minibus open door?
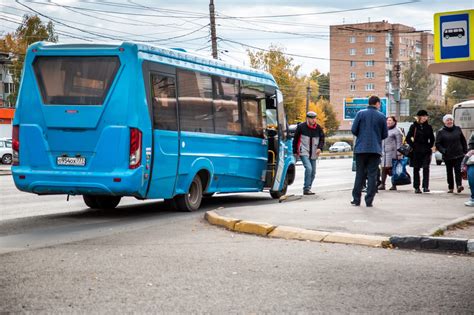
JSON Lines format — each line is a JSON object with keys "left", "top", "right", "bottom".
{"left": 269, "top": 90, "right": 288, "bottom": 197}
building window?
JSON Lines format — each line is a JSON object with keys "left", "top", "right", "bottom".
{"left": 365, "top": 72, "right": 375, "bottom": 79}
{"left": 349, "top": 48, "right": 356, "bottom": 56}
{"left": 365, "top": 47, "right": 375, "bottom": 55}
{"left": 366, "top": 35, "right": 375, "bottom": 42}
{"left": 350, "top": 61, "right": 356, "bottom": 67}
{"left": 365, "top": 83, "right": 375, "bottom": 91}
{"left": 350, "top": 72, "right": 356, "bottom": 80}
{"left": 365, "top": 60, "right": 375, "bottom": 67}
{"left": 350, "top": 84, "right": 356, "bottom": 91}
{"left": 350, "top": 36, "right": 356, "bottom": 43}
{"left": 400, "top": 49, "right": 405, "bottom": 56}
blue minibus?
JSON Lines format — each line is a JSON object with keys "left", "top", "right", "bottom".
{"left": 12, "top": 41, "right": 295, "bottom": 211}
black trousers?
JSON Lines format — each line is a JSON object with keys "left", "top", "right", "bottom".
{"left": 412, "top": 154, "right": 431, "bottom": 190}
{"left": 352, "top": 153, "right": 380, "bottom": 205}
{"left": 445, "top": 157, "right": 463, "bottom": 189}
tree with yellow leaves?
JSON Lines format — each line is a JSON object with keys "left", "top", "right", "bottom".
{"left": 298, "top": 99, "right": 327, "bottom": 132}
{"left": 248, "top": 45, "right": 318, "bottom": 124}
{"left": 1, "top": 15, "right": 57, "bottom": 106}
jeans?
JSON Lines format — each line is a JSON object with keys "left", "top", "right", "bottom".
{"left": 300, "top": 155, "right": 317, "bottom": 191}
{"left": 445, "top": 157, "right": 463, "bottom": 189}
{"left": 468, "top": 165, "right": 474, "bottom": 200}
{"left": 352, "top": 153, "right": 381, "bottom": 205}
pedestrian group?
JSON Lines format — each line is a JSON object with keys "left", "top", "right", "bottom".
{"left": 292, "top": 95, "right": 472, "bottom": 207}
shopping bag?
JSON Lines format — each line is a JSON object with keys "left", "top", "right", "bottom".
{"left": 391, "top": 157, "right": 411, "bottom": 186}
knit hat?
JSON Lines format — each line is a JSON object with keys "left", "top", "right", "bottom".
{"left": 442, "top": 114, "right": 454, "bottom": 123}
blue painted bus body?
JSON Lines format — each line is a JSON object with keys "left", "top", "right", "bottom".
{"left": 12, "top": 41, "right": 294, "bottom": 203}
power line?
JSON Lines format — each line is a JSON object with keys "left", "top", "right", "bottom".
{"left": 216, "top": 1, "right": 420, "bottom": 19}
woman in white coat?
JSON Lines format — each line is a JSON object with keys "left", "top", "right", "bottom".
{"left": 379, "top": 116, "right": 403, "bottom": 190}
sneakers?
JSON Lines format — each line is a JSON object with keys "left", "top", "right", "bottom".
{"left": 414, "top": 188, "right": 422, "bottom": 194}
{"left": 457, "top": 186, "right": 464, "bottom": 193}
{"left": 465, "top": 200, "right": 474, "bottom": 207}
{"left": 303, "top": 190, "right": 315, "bottom": 195}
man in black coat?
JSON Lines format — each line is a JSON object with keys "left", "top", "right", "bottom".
{"left": 435, "top": 114, "right": 468, "bottom": 193}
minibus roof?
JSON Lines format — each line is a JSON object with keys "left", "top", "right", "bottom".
{"left": 30, "top": 41, "right": 278, "bottom": 86}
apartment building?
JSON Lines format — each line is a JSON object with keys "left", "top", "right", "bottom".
{"left": 330, "top": 21, "right": 442, "bottom": 132}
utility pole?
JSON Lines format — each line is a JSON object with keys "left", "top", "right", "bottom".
{"left": 209, "top": 0, "right": 218, "bottom": 59}
{"left": 306, "top": 82, "right": 312, "bottom": 113}
{"left": 394, "top": 62, "right": 401, "bottom": 120}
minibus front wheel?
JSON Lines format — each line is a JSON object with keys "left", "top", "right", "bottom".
{"left": 174, "top": 175, "right": 203, "bottom": 212}
{"left": 83, "top": 195, "right": 121, "bottom": 210}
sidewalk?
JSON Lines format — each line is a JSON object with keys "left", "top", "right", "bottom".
{"left": 207, "top": 176, "right": 474, "bottom": 253}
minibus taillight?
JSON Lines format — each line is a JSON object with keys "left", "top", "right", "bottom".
{"left": 12, "top": 125, "right": 19, "bottom": 166}
{"left": 129, "top": 128, "right": 142, "bottom": 169}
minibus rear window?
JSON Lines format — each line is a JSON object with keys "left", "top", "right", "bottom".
{"left": 33, "top": 56, "right": 120, "bottom": 105}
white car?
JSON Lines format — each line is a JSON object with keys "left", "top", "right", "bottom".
{"left": 0, "top": 138, "right": 12, "bottom": 164}
{"left": 329, "top": 142, "right": 352, "bottom": 153}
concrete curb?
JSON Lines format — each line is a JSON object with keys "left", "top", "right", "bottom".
{"left": 205, "top": 210, "right": 389, "bottom": 248}
{"left": 426, "top": 213, "right": 474, "bottom": 236}
{"left": 319, "top": 155, "right": 352, "bottom": 160}
{"left": 390, "top": 235, "right": 473, "bottom": 253}
{"left": 205, "top": 210, "right": 473, "bottom": 254}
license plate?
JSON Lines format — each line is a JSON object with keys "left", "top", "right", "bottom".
{"left": 57, "top": 156, "right": 86, "bottom": 166}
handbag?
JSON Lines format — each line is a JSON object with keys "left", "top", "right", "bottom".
{"left": 391, "top": 157, "right": 411, "bottom": 186}
{"left": 397, "top": 144, "right": 412, "bottom": 157}
{"left": 397, "top": 125, "right": 416, "bottom": 157}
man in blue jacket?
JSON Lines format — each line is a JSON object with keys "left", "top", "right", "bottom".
{"left": 351, "top": 96, "right": 388, "bottom": 207}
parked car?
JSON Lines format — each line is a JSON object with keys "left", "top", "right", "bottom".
{"left": 329, "top": 142, "right": 351, "bottom": 153}
{"left": 434, "top": 150, "right": 443, "bottom": 165}
{"left": 0, "top": 138, "right": 12, "bottom": 164}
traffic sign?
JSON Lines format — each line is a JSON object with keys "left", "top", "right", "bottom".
{"left": 343, "top": 97, "right": 388, "bottom": 120}
{"left": 434, "top": 10, "right": 474, "bottom": 62}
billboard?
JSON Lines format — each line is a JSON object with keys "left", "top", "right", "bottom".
{"left": 343, "top": 97, "right": 388, "bottom": 120}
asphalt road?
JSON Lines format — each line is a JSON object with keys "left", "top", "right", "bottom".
{"left": 1, "top": 159, "right": 472, "bottom": 313}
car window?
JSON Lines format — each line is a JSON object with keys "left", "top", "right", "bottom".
{"left": 0, "top": 141, "right": 4, "bottom": 148}
{"left": 5, "top": 141, "right": 12, "bottom": 148}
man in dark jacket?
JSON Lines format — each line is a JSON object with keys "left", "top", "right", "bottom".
{"left": 435, "top": 114, "right": 467, "bottom": 193}
{"left": 293, "top": 111, "right": 325, "bottom": 195}
{"left": 351, "top": 95, "right": 388, "bottom": 207}
{"left": 406, "top": 110, "right": 435, "bottom": 193}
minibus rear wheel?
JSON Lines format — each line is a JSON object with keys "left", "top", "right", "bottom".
{"left": 174, "top": 175, "right": 203, "bottom": 212}
{"left": 83, "top": 195, "right": 121, "bottom": 210}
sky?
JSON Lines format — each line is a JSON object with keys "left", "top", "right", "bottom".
{"left": 0, "top": 0, "right": 472, "bottom": 75}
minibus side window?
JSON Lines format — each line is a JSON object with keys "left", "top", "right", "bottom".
{"left": 241, "top": 81, "right": 265, "bottom": 138}
{"left": 213, "top": 76, "right": 241, "bottom": 135}
{"left": 151, "top": 73, "right": 178, "bottom": 131}
{"left": 177, "top": 69, "right": 214, "bottom": 134}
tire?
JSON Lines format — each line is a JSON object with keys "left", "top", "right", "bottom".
{"left": 270, "top": 175, "right": 288, "bottom": 199}
{"left": 174, "top": 175, "right": 203, "bottom": 212}
{"left": 458, "top": 34, "right": 463, "bottom": 38}
{"left": 436, "top": 160, "right": 442, "bottom": 166}
{"left": 1, "top": 154, "right": 12, "bottom": 165}
{"left": 83, "top": 195, "right": 121, "bottom": 209}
